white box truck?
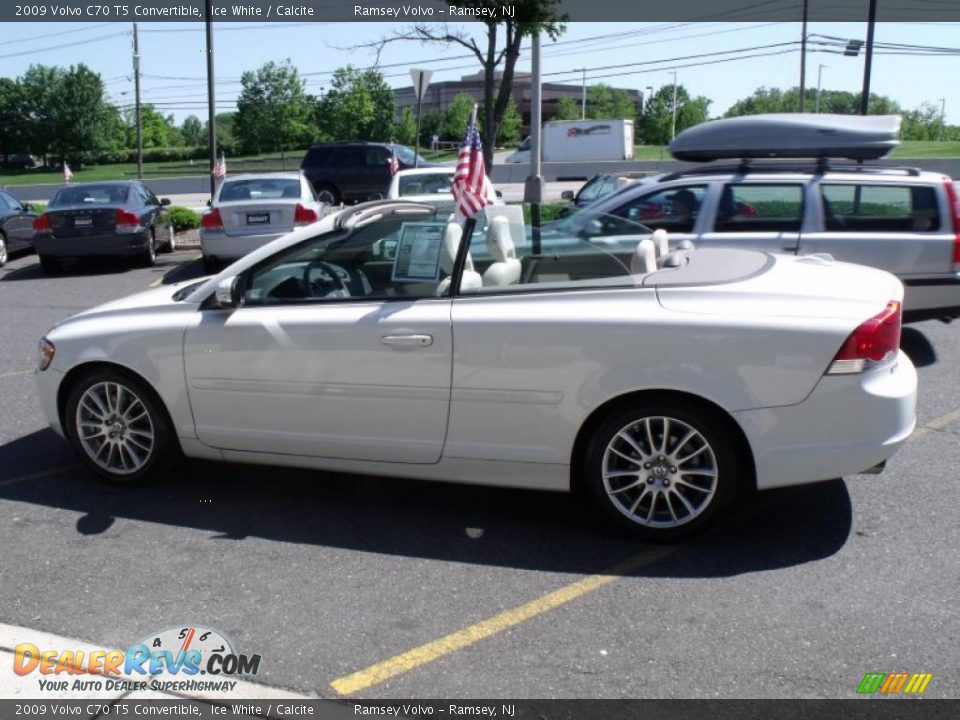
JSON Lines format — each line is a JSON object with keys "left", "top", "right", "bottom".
{"left": 505, "top": 119, "right": 635, "bottom": 163}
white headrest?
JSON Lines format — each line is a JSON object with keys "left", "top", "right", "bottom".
{"left": 631, "top": 238, "right": 657, "bottom": 275}
{"left": 651, "top": 228, "right": 669, "bottom": 257}
{"left": 439, "top": 222, "right": 462, "bottom": 275}
{"left": 487, "top": 216, "right": 515, "bottom": 263}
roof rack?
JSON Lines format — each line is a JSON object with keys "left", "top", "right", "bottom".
{"left": 659, "top": 160, "right": 922, "bottom": 183}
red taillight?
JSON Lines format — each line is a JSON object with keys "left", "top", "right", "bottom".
{"left": 115, "top": 208, "right": 140, "bottom": 232}
{"left": 294, "top": 203, "right": 318, "bottom": 226}
{"left": 828, "top": 300, "right": 901, "bottom": 374}
{"left": 33, "top": 213, "right": 51, "bottom": 232}
{"left": 201, "top": 208, "right": 223, "bottom": 230}
{"left": 944, "top": 179, "right": 960, "bottom": 270}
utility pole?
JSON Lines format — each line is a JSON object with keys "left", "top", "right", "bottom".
{"left": 859, "top": 0, "right": 877, "bottom": 115}
{"left": 816, "top": 64, "right": 827, "bottom": 113}
{"left": 132, "top": 23, "right": 142, "bottom": 179}
{"left": 799, "top": 0, "right": 808, "bottom": 112}
{"left": 524, "top": 32, "right": 544, "bottom": 256}
{"left": 204, "top": 0, "right": 217, "bottom": 198}
{"left": 939, "top": 99, "right": 947, "bottom": 141}
{"left": 579, "top": 68, "right": 586, "bottom": 119}
{"left": 670, "top": 71, "right": 678, "bottom": 141}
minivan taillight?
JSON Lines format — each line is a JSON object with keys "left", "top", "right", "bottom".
{"left": 944, "top": 179, "right": 960, "bottom": 272}
{"left": 827, "top": 301, "right": 901, "bottom": 375}
{"left": 294, "top": 203, "right": 318, "bottom": 226}
{"left": 201, "top": 208, "right": 223, "bottom": 230}
{"left": 33, "top": 213, "right": 51, "bottom": 232}
{"left": 115, "top": 208, "right": 141, "bottom": 233}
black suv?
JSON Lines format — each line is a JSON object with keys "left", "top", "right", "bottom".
{"left": 300, "top": 142, "right": 430, "bottom": 205}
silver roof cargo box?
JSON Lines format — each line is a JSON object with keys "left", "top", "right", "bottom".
{"left": 669, "top": 114, "right": 901, "bottom": 162}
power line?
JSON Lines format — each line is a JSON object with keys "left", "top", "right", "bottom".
{"left": 0, "top": 30, "right": 128, "bottom": 61}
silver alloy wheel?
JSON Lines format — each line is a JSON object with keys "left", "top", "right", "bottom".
{"left": 75, "top": 381, "right": 155, "bottom": 476}
{"left": 601, "top": 416, "right": 718, "bottom": 528}
{"left": 0, "top": 235, "right": 7, "bottom": 265}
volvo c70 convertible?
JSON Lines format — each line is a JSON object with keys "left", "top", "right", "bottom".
{"left": 35, "top": 201, "right": 917, "bottom": 540}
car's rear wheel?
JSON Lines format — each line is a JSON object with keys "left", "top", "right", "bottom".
{"left": 316, "top": 184, "right": 340, "bottom": 206}
{"left": 39, "top": 254, "right": 60, "bottom": 274}
{"left": 64, "top": 369, "right": 175, "bottom": 483}
{"left": 138, "top": 231, "right": 157, "bottom": 267}
{"left": 583, "top": 400, "right": 740, "bottom": 541}
{"left": 0, "top": 232, "right": 8, "bottom": 266}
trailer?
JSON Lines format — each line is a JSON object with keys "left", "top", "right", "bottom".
{"left": 505, "top": 119, "right": 635, "bottom": 164}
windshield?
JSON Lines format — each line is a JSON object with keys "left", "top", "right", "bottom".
{"left": 545, "top": 205, "right": 654, "bottom": 242}
{"left": 390, "top": 144, "right": 427, "bottom": 166}
{"left": 218, "top": 178, "right": 301, "bottom": 202}
{"left": 50, "top": 184, "right": 129, "bottom": 207}
{"left": 398, "top": 173, "right": 454, "bottom": 197}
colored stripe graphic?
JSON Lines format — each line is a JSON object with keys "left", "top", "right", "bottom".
{"left": 857, "top": 672, "right": 933, "bottom": 694}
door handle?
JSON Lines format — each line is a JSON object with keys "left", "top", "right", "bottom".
{"left": 380, "top": 334, "right": 433, "bottom": 347}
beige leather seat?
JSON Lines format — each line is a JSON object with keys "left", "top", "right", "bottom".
{"left": 630, "top": 238, "right": 657, "bottom": 275}
{"left": 482, "top": 216, "right": 521, "bottom": 287}
{"left": 651, "top": 228, "right": 669, "bottom": 264}
{"left": 436, "top": 222, "right": 482, "bottom": 295}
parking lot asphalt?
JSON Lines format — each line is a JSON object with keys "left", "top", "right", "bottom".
{"left": 1, "top": 248, "right": 958, "bottom": 700}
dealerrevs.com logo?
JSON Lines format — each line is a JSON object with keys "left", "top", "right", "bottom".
{"left": 13, "top": 626, "right": 261, "bottom": 694}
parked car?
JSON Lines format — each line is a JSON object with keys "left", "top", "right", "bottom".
{"left": 1, "top": 153, "right": 37, "bottom": 170}
{"left": 35, "top": 200, "right": 916, "bottom": 540}
{"left": 558, "top": 172, "right": 654, "bottom": 216}
{"left": 0, "top": 189, "right": 38, "bottom": 266}
{"left": 581, "top": 114, "right": 960, "bottom": 322}
{"left": 386, "top": 167, "right": 501, "bottom": 205}
{"left": 200, "top": 173, "right": 325, "bottom": 274}
{"left": 32, "top": 181, "right": 172, "bottom": 274}
{"left": 300, "top": 142, "right": 430, "bottom": 205}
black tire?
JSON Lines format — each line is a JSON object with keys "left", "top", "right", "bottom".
{"left": 0, "top": 232, "right": 8, "bottom": 267}
{"left": 137, "top": 231, "right": 157, "bottom": 267}
{"left": 64, "top": 368, "right": 176, "bottom": 484}
{"left": 581, "top": 399, "right": 742, "bottom": 541}
{"left": 160, "top": 227, "right": 176, "bottom": 253}
{"left": 202, "top": 255, "right": 219, "bottom": 275}
{"left": 39, "top": 254, "right": 60, "bottom": 274}
{"left": 316, "top": 183, "right": 340, "bottom": 206}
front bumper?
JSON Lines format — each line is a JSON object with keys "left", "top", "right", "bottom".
{"left": 34, "top": 232, "right": 149, "bottom": 258}
{"left": 733, "top": 350, "right": 917, "bottom": 490}
{"left": 35, "top": 366, "right": 66, "bottom": 438}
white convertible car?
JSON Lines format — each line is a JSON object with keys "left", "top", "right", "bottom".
{"left": 35, "top": 201, "right": 917, "bottom": 539}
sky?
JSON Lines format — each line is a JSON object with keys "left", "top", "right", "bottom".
{"left": 1, "top": 20, "right": 957, "bottom": 125}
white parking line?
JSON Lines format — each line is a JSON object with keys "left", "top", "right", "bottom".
{"left": 0, "top": 369, "right": 32, "bottom": 380}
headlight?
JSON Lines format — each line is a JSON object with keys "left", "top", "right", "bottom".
{"left": 38, "top": 338, "right": 55, "bottom": 371}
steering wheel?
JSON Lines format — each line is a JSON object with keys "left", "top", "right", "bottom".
{"left": 302, "top": 259, "right": 351, "bottom": 298}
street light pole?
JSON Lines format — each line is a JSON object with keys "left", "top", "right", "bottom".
{"left": 939, "top": 99, "right": 947, "bottom": 141}
{"left": 799, "top": 0, "right": 808, "bottom": 112}
{"left": 132, "top": 22, "right": 142, "bottom": 180}
{"left": 204, "top": 0, "right": 217, "bottom": 199}
{"left": 816, "top": 64, "right": 827, "bottom": 113}
{"left": 580, "top": 67, "right": 586, "bottom": 120}
{"left": 670, "top": 71, "right": 678, "bottom": 141}
{"left": 859, "top": 0, "right": 877, "bottom": 115}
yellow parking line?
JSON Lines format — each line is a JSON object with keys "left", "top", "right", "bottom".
{"left": 911, "top": 407, "right": 960, "bottom": 439}
{"left": 329, "top": 547, "right": 676, "bottom": 696}
{"left": 149, "top": 276, "right": 164, "bottom": 287}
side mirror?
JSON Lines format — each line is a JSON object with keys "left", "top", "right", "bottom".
{"left": 160, "top": 198, "right": 172, "bottom": 206}
{"left": 206, "top": 199, "right": 212, "bottom": 207}
{"left": 495, "top": 190, "right": 503, "bottom": 199}
{"left": 22, "top": 202, "right": 34, "bottom": 212}
{"left": 214, "top": 276, "right": 242, "bottom": 309}
{"left": 560, "top": 190, "right": 574, "bottom": 201}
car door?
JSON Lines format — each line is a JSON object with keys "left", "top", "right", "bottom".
{"left": 183, "top": 216, "right": 454, "bottom": 463}
{"left": 330, "top": 146, "right": 366, "bottom": 201}
{"left": 364, "top": 146, "right": 394, "bottom": 199}
{"left": 696, "top": 181, "right": 805, "bottom": 254}
{"left": 0, "top": 191, "right": 36, "bottom": 250}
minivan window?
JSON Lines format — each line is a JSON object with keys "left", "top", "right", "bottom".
{"left": 714, "top": 184, "right": 803, "bottom": 233}
{"left": 611, "top": 184, "right": 707, "bottom": 233}
{"left": 820, "top": 184, "right": 940, "bottom": 232}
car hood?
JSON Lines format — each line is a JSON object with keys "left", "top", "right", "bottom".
{"left": 67, "top": 278, "right": 210, "bottom": 322}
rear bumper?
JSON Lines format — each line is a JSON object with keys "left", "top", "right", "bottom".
{"left": 200, "top": 230, "right": 286, "bottom": 260}
{"left": 34, "top": 232, "right": 149, "bottom": 258}
{"left": 902, "top": 276, "right": 960, "bottom": 319}
{"left": 733, "top": 350, "right": 917, "bottom": 490}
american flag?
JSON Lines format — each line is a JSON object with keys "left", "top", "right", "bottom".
{"left": 451, "top": 105, "right": 492, "bottom": 222}
{"left": 63, "top": 162, "right": 73, "bottom": 184}
{"left": 212, "top": 153, "right": 226, "bottom": 180}
{"left": 387, "top": 146, "right": 399, "bottom": 175}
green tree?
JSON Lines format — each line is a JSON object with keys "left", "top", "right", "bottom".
{"left": 128, "top": 105, "right": 179, "bottom": 148}
{"left": 367, "top": 0, "right": 566, "bottom": 168}
{"left": 640, "top": 85, "right": 710, "bottom": 145}
{"left": 394, "top": 107, "right": 418, "bottom": 146}
{"left": 902, "top": 102, "right": 944, "bottom": 141}
{"left": 441, "top": 93, "right": 476, "bottom": 141}
{"left": 417, "top": 108, "right": 443, "bottom": 148}
{"left": 0, "top": 78, "right": 27, "bottom": 158}
{"left": 587, "top": 84, "right": 637, "bottom": 120}
{"left": 497, "top": 99, "right": 522, "bottom": 144}
{"left": 215, "top": 112, "right": 239, "bottom": 155}
{"left": 19, "top": 64, "right": 65, "bottom": 162}
{"left": 551, "top": 96, "right": 581, "bottom": 121}
{"left": 50, "top": 64, "right": 113, "bottom": 165}
{"left": 181, "top": 115, "right": 204, "bottom": 146}
{"left": 317, "top": 65, "right": 395, "bottom": 142}
{"left": 725, "top": 86, "right": 902, "bottom": 117}
{"left": 236, "top": 60, "right": 315, "bottom": 154}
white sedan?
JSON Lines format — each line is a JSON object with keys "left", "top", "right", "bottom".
{"left": 386, "top": 167, "right": 501, "bottom": 205}
{"left": 200, "top": 172, "right": 326, "bottom": 274}
{"left": 35, "top": 201, "right": 916, "bottom": 540}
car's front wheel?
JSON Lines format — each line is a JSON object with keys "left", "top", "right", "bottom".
{"left": 0, "top": 232, "right": 8, "bottom": 266}
{"left": 64, "top": 369, "right": 175, "bottom": 483}
{"left": 583, "top": 400, "right": 741, "bottom": 541}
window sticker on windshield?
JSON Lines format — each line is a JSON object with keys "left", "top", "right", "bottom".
{"left": 391, "top": 222, "right": 445, "bottom": 282}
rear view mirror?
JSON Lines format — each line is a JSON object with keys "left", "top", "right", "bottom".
{"left": 160, "top": 198, "right": 172, "bottom": 206}
{"left": 560, "top": 190, "right": 574, "bottom": 201}
{"left": 214, "top": 276, "right": 242, "bottom": 309}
